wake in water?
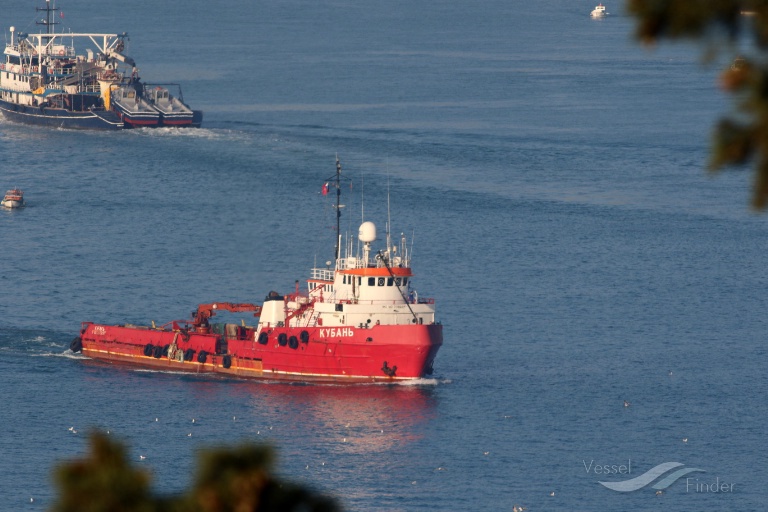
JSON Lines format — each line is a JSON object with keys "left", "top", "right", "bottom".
{"left": 32, "top": 350, "right": 90, "bottom": 360}
{"left": 388, "top": 377, "right": 450, "bottom": 387}
{"left": 0, "top": 329, "right": 71, "bottom": 355}
{"left": 126, "top": 126, "right": 253, "bottom": 143}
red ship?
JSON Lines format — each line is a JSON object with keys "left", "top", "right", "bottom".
{"left": 71, "top": 158, "right": 442, "bottom": 383}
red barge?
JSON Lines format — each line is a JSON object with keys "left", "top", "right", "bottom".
{"left": 71, "top": 159, "right": 442, "bottom": 383}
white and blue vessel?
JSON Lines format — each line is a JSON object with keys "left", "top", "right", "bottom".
{"left": 0, "top": 1, "right": 201, "bottom": 130}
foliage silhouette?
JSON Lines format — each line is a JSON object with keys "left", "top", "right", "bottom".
{"left": 51, "top": 432, "right": 340, "bottom": 512}
{"left": 628, "top": 0, "right": 768, "bottom": 208}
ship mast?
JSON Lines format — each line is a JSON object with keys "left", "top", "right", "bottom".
{"left": 324, "top": 155, "right": 344, "bottom": 262}
{"left": 335, "top": 156, "right": 342, "bottom": 261}
{"left": 36, "top": 0, "right": 60, "bottom": 40}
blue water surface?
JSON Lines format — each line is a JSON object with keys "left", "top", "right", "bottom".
{"left": 1, "top": 1, "right": 765, "bottom": 510}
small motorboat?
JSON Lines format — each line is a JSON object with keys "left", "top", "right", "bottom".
{"left": 110, "top": 84, "right": 161, "bottom": 128}
{"left": 144, "top": 85, "right": 195, "bottom": 127}
{"left": 591, "top": 4, "right": 607, "bottom": 18}
{"left": 1, "top": 188, "right": 24, "bottom": 208}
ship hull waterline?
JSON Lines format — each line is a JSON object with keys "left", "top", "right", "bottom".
{"left": 0, "top": 99, "right": 124, "bottom": 130}
{"left": 78, "top": 323, "right": 442, "bottom": 384}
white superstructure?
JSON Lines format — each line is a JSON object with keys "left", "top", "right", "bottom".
{"left": 591, "top": 4, "right": 607, "bottom": 18}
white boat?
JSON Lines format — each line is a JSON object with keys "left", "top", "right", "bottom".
{"left": 1, "top": 188, "right": 24, "bottom": 208}
{"left": 591, "top": 4, "right": 606, "bottom": 18}
{"left": 109, "top": 84, "right": 161, "bottom": 128}
{"left": 144, "top": 84, "right": 195, "bottom": 127}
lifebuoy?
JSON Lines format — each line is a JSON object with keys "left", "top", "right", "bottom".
{"left": 277, "top": 333, "right": 287, "bottom": 346}
{"left": 58, "top": 49, "right": 65, "bottom": 56}
{"left": 257, "top": 332, "right": 268, "bottom": 345}
{"left": 143, "top": 344, "right": 153, "bottom": 357}
{"left": 153, "top": 345, "right": 163, "bottom": 358}
{"left": 70, "top": 337, "right": 83, "bottom": 353}
{"left": 288, "top": 336, "right": 299, "bottom": 350}
{"left": 184, "top": 348, "right": 195, "bottom": 361}
{"left": 197, "top": 351, "right": 207, "bottom": 364}
{"left": 300, "top": 330, "right": 309, "bottom": 343}
{"left": 222, "top": 355, "right": 232, "bottom": 369}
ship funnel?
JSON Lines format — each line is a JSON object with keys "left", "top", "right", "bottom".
{"left": 359, "top": 221, "right": 376, "bottom": 243}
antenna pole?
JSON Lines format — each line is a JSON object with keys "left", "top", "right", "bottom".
{"left": 386, "top": 174, "right": 392, "bottom": 255}
{"left": 37, "top": 0, "right": 60, "bottom": 37}
{"left": 324, "top": 155, "right": 349, "bottom": 263}
{"left": 335, "top": 155, "right": 342, "bottom": 261}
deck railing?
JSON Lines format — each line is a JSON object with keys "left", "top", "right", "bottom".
{"left": 287, "top": 291, "right": 434, "bottom": 307}
{"left": 310, "top": 268, "right": 334, "bottom": 281}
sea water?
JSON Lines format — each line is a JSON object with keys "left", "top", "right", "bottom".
{"left": 0, "top": 0, "right": 765, "bottom": 510}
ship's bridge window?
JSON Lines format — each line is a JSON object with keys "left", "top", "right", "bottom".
{"left": 387, "top": 278, "right": 394, "bottom": 286}
{"left": 395, "top": 277, "right": 402, "bottom": 286}
{"left": 378, "top": 278, "right": 385, "bottom": 286}
{"left": 368, "top": 277, "right": 375, "bottom": 286}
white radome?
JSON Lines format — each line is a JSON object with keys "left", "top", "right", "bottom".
{"left": 358, "top": 221, "right": 377, "bottom": 243}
